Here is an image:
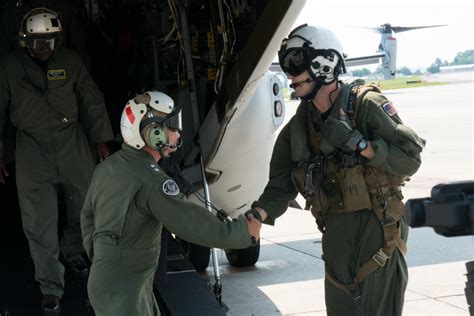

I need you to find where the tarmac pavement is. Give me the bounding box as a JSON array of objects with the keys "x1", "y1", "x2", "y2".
[{"x1": 202, "y1": 74, "x2": 474, "y2": 315}]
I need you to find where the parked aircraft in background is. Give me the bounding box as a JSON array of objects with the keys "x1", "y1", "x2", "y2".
[{"x1": 344, "y1": 23, "x2": 447, "y2": 79}]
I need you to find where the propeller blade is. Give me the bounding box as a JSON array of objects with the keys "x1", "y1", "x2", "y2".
[
  {"x1": 346, "y1": 26, "x2": 381, "y2": 33},
  {"x1": 348, "y1": 24, "x2": 447, "y2": 34},
  {"x1": 391, "y1": 25, "x2": 447, "y2": 33}
]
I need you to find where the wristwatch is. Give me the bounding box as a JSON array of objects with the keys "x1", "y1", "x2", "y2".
[{"x1": 356, "y1": 139, "x2": 368, "y2": 153}]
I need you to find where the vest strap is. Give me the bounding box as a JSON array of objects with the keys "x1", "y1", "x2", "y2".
[{"x1": 324, "y1": 210, "x2": 406, "y2": 297}]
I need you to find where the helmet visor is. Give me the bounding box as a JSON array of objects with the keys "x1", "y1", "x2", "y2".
[
  {"x1": 279, "y1": 46, "x2": 342, "y2": 77},
  {"x1": 26, "y1": 35, "x2": 61, "y2": 53},
  {"x1": 278, "y1": 47, "x2": 309, "y2": 76},
  {"x1": 140, "y1": 109, "x2": 182, "y2": 132},
  {"x1": 165, "y1": 110, "x2": 182, "y2": 132}
]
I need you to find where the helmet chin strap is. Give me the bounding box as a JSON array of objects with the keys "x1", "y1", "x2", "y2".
[
  {"x1": 300, "y1": 72, "x2": 340, "y2": 102},
  {"x1": 301, "y1": 80, "x2": 323, "y2": 101}
]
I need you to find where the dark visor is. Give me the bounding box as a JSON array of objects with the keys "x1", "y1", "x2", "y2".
[
  {"x1": 140, "y1": 109, "x2": 182, "y2": 132},
  {"x1": 164, "y1": 110, "x2": 182, "y2": 131},
  {"x1": 279, "y1": 48, "x2": 308, "y2": 76},
  {"x1": 279, "y1": 47, "x2": 341, "y2": 76},
  {"x1": 278, "y1": 46, "x2": 319, "y2": 76}
]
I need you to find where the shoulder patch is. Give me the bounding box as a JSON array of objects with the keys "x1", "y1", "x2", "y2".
[
  {"x1": 382, "y1": 101, "x2": 398, "y2": 116},
  {"x1": 162, "y1": 179, "x2": 180, "y2": 196}
]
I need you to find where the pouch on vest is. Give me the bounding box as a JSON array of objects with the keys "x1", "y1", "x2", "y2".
[
  {"x1": 339, "y1": 165, "x2": 372, "y2": 212},
  {"x1": 388, "y1": 124, "x2": 426, "y2": 176},
  {"x1": 321, "y1": 172, "x2": 343, "y2": 211}
]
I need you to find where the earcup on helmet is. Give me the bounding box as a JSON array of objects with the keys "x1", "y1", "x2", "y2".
[{"x1": 141, "y1": 123, "x2": 168, "y2": 150}]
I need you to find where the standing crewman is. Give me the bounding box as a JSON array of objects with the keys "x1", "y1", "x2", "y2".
[
  {"x1": 245, "y1": 24, "x2": 425, "y2": 315},
  {"x1": 0, "y1": 7, "x2": 113, "y2": 315},
  {"x1": 81, "y1": 90, "x2": 261, "y2": 316}
]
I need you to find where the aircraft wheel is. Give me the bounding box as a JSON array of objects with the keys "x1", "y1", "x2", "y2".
[
  {"x1": 225, "y1": 240, "x2": 260, "y2": 267},
  {"x1": 180, "y1": 240, "x2": 210, "y2": 272}
]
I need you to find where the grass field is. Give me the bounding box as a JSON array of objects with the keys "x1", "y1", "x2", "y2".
[
  {"x1": 282, "y1": 76, "x2": 447, "y2": 100},
  {"x1": 364, "y1": 76, "x2": 447, "y2": 90}
]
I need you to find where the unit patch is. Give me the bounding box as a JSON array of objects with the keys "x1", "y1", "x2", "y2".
[
  {"x1": 162, "y1": 179, "x2": 180, "y2": 196},
  {"x1": 47, "y1": 69, "x2": 67, "y2": 80},
  {"x1": 382, "y1": 101, "x2": 398, "y2": 116}
]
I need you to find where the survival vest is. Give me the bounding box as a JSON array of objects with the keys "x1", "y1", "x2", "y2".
[{"x1": 291, "y1": 79, "x2": 424, "y2": 298}]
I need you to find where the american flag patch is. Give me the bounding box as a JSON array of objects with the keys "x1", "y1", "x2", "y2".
[{"x1": 382, "y1": 101, "x2": 398, "y2": 116}]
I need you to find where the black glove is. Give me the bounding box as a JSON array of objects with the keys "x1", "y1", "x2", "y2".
[
  {"x1": 244, "y1": 209, "x2": 261, "y2": 246},
  {"x1": 244, "y1": 208, "x2": 263, "y2": 223},
  {"x1": 337, "y1": 152, "x2": 368, "y2": 168},
  {"x1": 320, "y1": 116, "x2": 364, "y2": 153}
]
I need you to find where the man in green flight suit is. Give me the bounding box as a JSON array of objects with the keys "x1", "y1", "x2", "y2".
[
  {"x1": 0, "y1": 8, "x2": 113, "y2": 315},
  {"x1": 81, "y1": 91, "x2": 262, "y2": 316},
  {"x1": 245, "y1": 24, "x2": 425, "y2": 315}
]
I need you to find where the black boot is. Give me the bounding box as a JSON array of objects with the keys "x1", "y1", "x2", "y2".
[
  {"x1": 41, "y1": 294, "x2": 61, "y2": 315},
  {"x1": 67, "y1": 256, "x2": 89, "y2": 278}
]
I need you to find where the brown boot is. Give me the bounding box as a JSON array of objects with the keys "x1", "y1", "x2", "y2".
[{"x1": 41, "y1": 294, "x2": 61, "y2": 315}]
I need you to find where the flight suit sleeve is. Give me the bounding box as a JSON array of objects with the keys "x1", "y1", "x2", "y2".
[
  {"x1": 356, "y1": 91, "x2": 425, "y2": 176},
  {"x1": 74, "y1": 57, "x2": 114, "y2": 143},
  {"x1": 145, "y1": 180, "x2": 252, "y2": 249},
  {"x1": 252, "y1": 124, "x2": 299, "y2": 225},
  {"x1": 81, "y1": 185, "x2": 95, "y2": 260},
  {"x1": 0, "y1": 63, "x2": 10, "y2": 159}
]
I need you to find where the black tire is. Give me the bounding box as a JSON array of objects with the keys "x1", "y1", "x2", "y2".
[
  {"x1": 179, "y1": 240, "x2": 211, "y2": 271},
  {"x1": 225, "y1": 240, "x2": 260, "y2": 267}
]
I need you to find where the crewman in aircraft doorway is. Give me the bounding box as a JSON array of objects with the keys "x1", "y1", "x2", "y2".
[
  {"x1": 0, "y1": 7, "x2": 113, "y2": 315},
  {"x1": 246, "y1": 24, "x2": 425, "y2": 316},
  {"x1": 81, "y1": 90, "x2": 261, "y2": 316},
  {"x1": 0, "y1": 0, "x2": 87, "y2": 58}
]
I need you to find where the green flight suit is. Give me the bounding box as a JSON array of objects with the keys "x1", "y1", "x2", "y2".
[
  {"x1": 0, "y1": 47, "x2": 113, "y2": 297},
  {"x1": 253, "y1": 84, "x2": 423, "y2": 316},
  {"x1": 81, "y1": 145, "x2": 253, "y2": 316}
]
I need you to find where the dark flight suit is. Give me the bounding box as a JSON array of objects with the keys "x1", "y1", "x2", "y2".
[
  {"x1": 253, "y1": 84, "x2": 424, "y2": 316},
  {"x1": 81, "y1": 145, "x2": 253, "y2": 316},
  {"x1": 0, "y1": 47, "x2": 113, "y2": 297},
  {"x1": 0, "y1": 1, "x2": 90, "y2": 163}
]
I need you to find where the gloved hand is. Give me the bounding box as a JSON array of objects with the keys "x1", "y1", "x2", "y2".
[
  {"x1": 336, "y1": 152, "x2": 368, "y2": 167},
  {"x1": 320, "y1": 115, "x2": 364, "y2": 153},
  {"x1": 244, "y1": 209, "x2": 262, "y2": 246},
  {"x1": 244, "y1": 208, "x2": 263, "y2": 223}
]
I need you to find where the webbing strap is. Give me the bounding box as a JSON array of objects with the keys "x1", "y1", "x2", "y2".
[
  {"x1": 325, "y1": 217, "x2": 406, "y2": 297},
  {"x1": 348, "y1": 84, "x2": 380, "y2": 128},
  {"x1": 396, "y1": 230, "x2": 407, "y2": 255},
  {"x1": 325, "y1": 269, "x2": 361, "y2": 300},
  {"x1": 354, "y1": 221, "x2": 400, "y2": 283}
]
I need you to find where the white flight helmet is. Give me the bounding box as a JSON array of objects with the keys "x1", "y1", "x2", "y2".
[
  {"x1": 120, "y1": 91, "x2": 182, "y2": 150},
  {"x1": 19, "y1": 7, "x2": 63, "y2": 52},
  {"x1": 278, "y1": 24, "x2": 346, "y2": 85}
]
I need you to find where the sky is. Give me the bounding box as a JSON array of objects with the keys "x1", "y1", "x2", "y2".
[{"x1": 292, "y1": 0, "x2": 473, "y2": 69}]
